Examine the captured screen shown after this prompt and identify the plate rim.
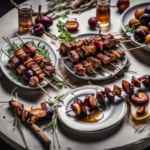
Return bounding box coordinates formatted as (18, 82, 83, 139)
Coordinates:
(0, 35, 58, 89)
(61, 33, 127, 81)
(56, 85, 127, 133)
(120, 2, 150, 51)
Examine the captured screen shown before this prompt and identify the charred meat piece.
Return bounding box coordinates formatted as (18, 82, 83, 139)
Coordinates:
(68, 50, 80, 63)
(80, 59, 96, 74)
(93, 36, 102, 42)
(38, 59, 52, 68)
(14, 48, 26, 59)
(16, 64, 27, 75)
(24, 58, 35, 68)
(73, 40, 84, 48)
(111, 49, 125, 59)
(38, 73, 46, 79)
(96, 53, 111, 65)
(105, 53, 116, 62)
(29, 76, 39, 87)
(74, 63, 86, 76)
(84, 45, 96, 54)
(22, 41, 37, 54)
(103, 39, 114, 48)
(86, 56, 102, 68)
(76, 46, 90, 58)
(60, 42, 72, 54)
(43, 65, 55, 76)
(8, 55, 20, 68)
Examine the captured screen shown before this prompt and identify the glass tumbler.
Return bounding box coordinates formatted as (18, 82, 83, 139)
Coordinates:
(96, 0, 110, 27)
(18, 4, 33, 32)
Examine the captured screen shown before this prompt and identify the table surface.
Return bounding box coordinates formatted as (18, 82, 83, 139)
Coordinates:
(1, 0, 150, 150)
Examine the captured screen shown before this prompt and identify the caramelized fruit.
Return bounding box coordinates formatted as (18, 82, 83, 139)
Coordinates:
(44, 107, 54, 119)
(105, 87, 114, 101)
(117, 0, 130, 12)
(29, 108, 47, 120)
(9, 100, 23, 110)
(23, 70, 34, 82)
(113, 85, 122, 97)
(145, 34, 150, 45)
(136, 106, 145, 115)
(41, 102, 47, 109)
(130, 92, 149, 105)
(30, 115, 38, 123)
(145, 6, 150, 14)
(96, 91, 105, 104)
(71, 103, 81, 116)
(122, 80, 134, 95)
(131, 76, 141, 87)
(74, 99, 87, 114)
(84, 94, 97, 108)
(65, 21, 79, 30)
(135, 9, 145, 19)
(138, 26, 149, 35)
(138, 75, 150, 87)
(129, 18, 140, 27)
(94, 41, 103, 51)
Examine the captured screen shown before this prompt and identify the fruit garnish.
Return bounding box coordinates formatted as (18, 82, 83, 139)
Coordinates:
(117, 0, 130, 12)
(138, 75, 150, 87)
(145, 34, 150, 45)
(131, 101, 150, 121)
(122, 80, 134, 95)
(129, 18, 140, 27)
(88, 17, 98, 28)
(136, 106, 145, 115)
(65, 21, 79, 30)
(113, 85, 122, 97)
(130, 92, 149, 105)
(74, 99, 87, 114)
(96, 91, 105, 104)
(84, 94, 97, 108)
(71, 103, 81, 115)
(131, 76, 141, 87)
(135, 9, 144, 19)
(105, 87, 114, 101)
(134, 28, 146, 41)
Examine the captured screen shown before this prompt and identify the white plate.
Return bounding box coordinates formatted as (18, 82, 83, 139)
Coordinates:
(121, 2, 150, 52)
(57, 85, 127, 132)
(60, 33, 127, 80)
(0, 36, 58, 89)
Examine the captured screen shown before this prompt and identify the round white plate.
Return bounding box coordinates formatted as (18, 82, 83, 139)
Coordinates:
(0, 36, 58, 89)
(60, 33, 127, 80)
(57, 85, 127, 132)
(121, 2, 150, 52)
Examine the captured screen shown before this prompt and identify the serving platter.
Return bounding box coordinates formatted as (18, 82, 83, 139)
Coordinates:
(57, 85, 127, 132)
(121, 2, 150, 52)
(0, 36, 58, 89)
(60, 33, 127, 81)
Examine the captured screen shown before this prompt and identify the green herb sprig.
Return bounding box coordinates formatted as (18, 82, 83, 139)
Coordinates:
(45, 94, 64, 147)
(117, 64, 131, 77)
(57, 21, 65, 32)
(9, 71, 26, 85)
(31, 40, 50, 60)
(54, 77, 68, 89)
(11, 87, 28, 149)
(53, 9, 70, 20)
(125, 25, 135, 33)
(47, 0, 66, 8)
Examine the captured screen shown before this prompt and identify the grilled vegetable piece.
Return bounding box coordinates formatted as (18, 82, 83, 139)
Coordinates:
(8, 55, 20, 68)
(68, 50, 80, 63)
(105, 87, 115, 101)
(122, 80, 134, 95)
(16, 64, 27, 75)
(29, 76, 39, 87)
(43, 65, 55, 76)
(131, 76, 141, 87)
(22, 41, 37, 54)
(74, 98, 87, 114)
(74, 63, 86, 75)
(96, 91, 105, 104)
(84, 94, 97, 108)
(113, 85, 122, 97)
(71, 103, 82, 116)
(14, 48, 26, 59)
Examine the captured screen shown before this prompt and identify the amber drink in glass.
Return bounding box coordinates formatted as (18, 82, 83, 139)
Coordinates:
(18, 4, 33, 32)
(96, 0, 110, 27)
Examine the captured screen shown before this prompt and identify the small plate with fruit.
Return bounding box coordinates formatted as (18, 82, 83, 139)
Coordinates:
(121, 2, 150, 52)
(57, 85, 127, 132)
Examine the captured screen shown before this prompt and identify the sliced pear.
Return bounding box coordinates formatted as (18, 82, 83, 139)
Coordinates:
(130, 100, 150, 121)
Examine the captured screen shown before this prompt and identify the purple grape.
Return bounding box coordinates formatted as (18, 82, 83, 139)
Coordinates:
(134, 28, 146, 40)
(139, 14, 150, 26)
(23, 70, 34, 82)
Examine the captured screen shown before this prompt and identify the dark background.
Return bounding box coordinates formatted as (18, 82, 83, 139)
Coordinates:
(0, 0, 150, 150)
